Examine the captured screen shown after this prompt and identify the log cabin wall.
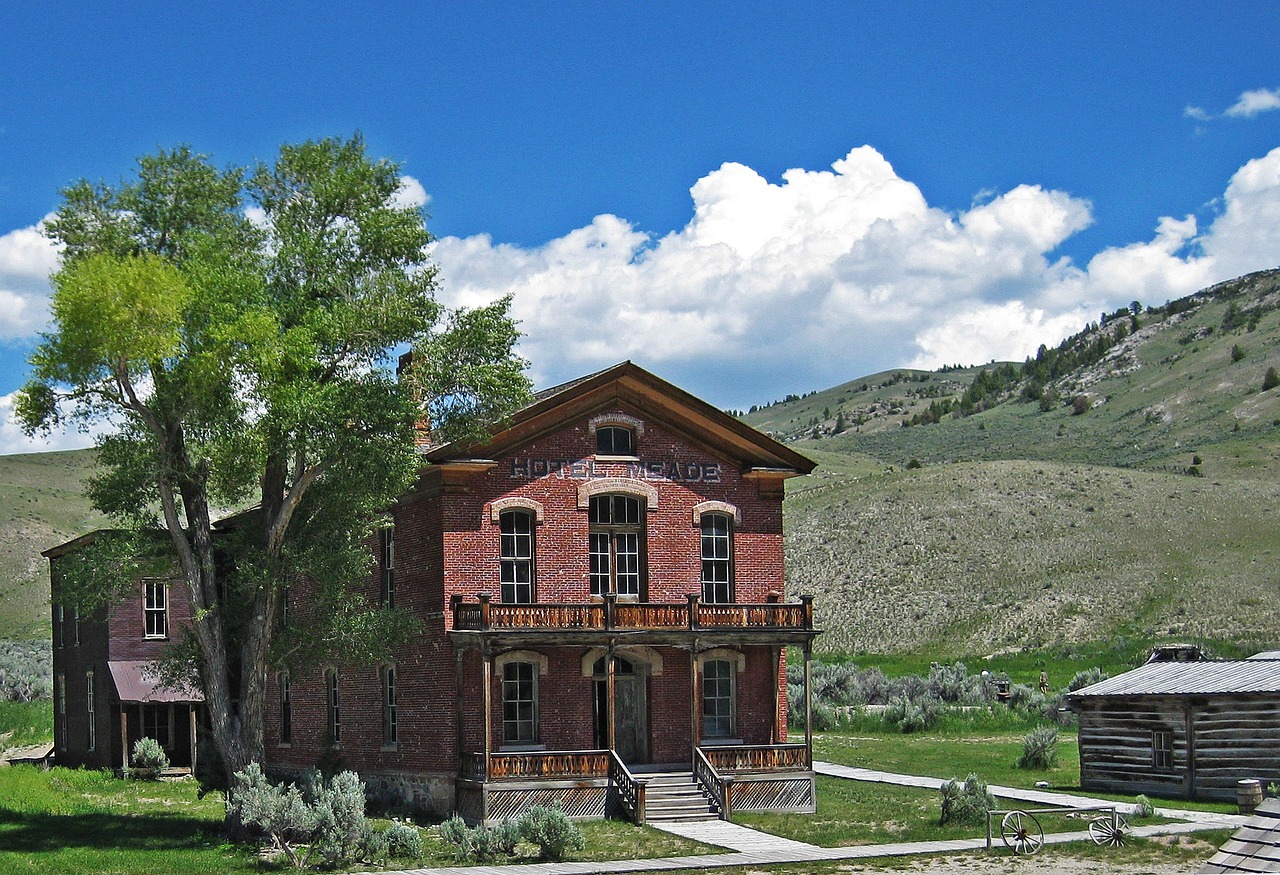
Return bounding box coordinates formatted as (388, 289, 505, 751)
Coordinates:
(1077, 693, 1280, 801)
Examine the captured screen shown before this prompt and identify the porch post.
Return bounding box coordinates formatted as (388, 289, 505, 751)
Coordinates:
(803, 642, 813, 768)
(189, 706, 197, 774)
(689, 645, 700, 762)
(770, 646, 781, 745)
(606, 644, 616, 752)
(481, 649, 492, 782)
(121, 708, 129, 771)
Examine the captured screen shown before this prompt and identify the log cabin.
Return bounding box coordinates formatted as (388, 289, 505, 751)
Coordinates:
(1069, 655, 1280, 801)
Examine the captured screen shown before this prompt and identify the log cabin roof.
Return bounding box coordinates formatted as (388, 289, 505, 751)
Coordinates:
(1069, 658, 1280, 699)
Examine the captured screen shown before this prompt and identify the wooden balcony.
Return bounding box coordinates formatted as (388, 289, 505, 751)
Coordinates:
(450, 592, 815, 644)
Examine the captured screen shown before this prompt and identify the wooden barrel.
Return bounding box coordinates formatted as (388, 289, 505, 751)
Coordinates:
(1237, 779, 1263, 815)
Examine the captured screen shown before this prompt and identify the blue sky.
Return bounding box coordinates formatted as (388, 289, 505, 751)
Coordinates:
(2, 3, 1280, 452)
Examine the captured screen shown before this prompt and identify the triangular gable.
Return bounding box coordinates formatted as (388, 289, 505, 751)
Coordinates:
(424, 361, 816, 478)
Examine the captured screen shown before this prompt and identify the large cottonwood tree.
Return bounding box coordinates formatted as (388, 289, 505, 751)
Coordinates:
(19, 136, 530, 782)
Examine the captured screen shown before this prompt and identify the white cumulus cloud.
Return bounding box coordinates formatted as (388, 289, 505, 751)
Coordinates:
(0, 219, 59, 340)
(1224, 87, 1280, 118)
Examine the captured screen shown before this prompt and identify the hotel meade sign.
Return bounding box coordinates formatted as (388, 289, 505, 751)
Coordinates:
(509, 457, 722, 484)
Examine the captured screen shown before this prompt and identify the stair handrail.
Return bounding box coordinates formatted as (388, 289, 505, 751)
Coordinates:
(693, 747, 734, 820)
(608, 750, 646, 825)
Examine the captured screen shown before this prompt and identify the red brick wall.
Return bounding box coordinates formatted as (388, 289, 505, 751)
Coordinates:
(263, 403, 796, 786)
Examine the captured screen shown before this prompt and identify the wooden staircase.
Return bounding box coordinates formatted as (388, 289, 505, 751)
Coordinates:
(640, 770, 719, 822)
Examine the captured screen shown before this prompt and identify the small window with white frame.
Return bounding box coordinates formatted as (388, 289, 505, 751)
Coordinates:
(595, 425, 635, 456)
(380, 526, 395, 609)
(1152, 728, 1174, 769)
(382, 664, 398, 747)
(279, 672, 292, 746)
(85, 670, 96, 751)
(325, 668, 341, 745)
(143, 580, 168, 639)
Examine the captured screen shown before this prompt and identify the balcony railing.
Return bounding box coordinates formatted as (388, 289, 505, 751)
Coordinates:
(451, 592, 814, 633)
(701, 742, 810, 772)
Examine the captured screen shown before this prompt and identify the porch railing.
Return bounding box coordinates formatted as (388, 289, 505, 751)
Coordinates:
(693, 747, 732, 820)
(452, 592, 813, 632)
(701, 742, 810, 772)
(462, 749, 611, 782)
(608, 750, 647, 825)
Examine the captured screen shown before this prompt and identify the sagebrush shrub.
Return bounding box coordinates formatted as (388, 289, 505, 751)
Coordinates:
(1067, 667, 1108, 692)
(939, 773, 995, 826)
(385, 822, 423, 859)
(130, 737, 169, 777)
(306, 769, 368, 867)
(521, 802, 585, 861)
(228, 764, 371, 869)
(1016, 726, 1059, 769)
(884, 693, 940, 733)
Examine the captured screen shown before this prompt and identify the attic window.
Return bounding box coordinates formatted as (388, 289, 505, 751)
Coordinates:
(596, 426, 634, 456)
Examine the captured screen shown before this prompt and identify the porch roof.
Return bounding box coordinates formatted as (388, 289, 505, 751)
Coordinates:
(108, 661, 204, 704)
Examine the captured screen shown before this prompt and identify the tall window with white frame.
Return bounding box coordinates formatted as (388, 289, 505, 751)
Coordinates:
(56, 673, 66, 750)
(143, 580, 168, 639)
(279, 673, 292, 745)
(325, 669, 340, 745)
(55, 605, 64, 648)
(702, 659, 735, 739)
(589, 494, 644, 598)
(382, 665, 398, 746)
(700, 512, 733, 603)
(380, 526, 395, 609)
(73, 607, 80, 646)
(500, 510, 534, 603)
(502, 661, 537, 745)
(85, 671, 95, 751)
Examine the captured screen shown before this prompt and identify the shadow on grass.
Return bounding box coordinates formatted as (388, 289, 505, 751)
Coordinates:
(0, 808, 223, 854)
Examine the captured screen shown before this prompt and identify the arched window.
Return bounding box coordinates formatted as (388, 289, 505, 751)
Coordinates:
(700, 512, 733, 603)
(502, 661, 537, 745)
(702, 659, 735, 739)
(589, 494, 644, 597)
(596, 425, 634, 456)
(500, 510, 535, 603)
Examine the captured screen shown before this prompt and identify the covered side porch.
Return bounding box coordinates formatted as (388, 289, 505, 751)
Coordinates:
(449, 593, 819, 825)
(107, 660, 203, 773)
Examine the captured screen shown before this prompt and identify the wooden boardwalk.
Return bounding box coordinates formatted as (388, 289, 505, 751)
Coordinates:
(358, 762, 1246, 875)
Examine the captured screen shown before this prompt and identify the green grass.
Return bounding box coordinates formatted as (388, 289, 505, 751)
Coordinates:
(0, 700, 53, 748)
(0, 765, 718, 873)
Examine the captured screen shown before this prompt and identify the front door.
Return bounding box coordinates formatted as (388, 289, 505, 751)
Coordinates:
(593, 657, 649, 764)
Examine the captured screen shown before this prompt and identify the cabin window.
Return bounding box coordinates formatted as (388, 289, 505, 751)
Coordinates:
(1152, 729, 1174, 769)
(700, 512, 734, 603)
(325, 669, 341, 744)
(279, 673, 292, 745)
(502, 661, 537, 745)
(382, 665, 398, 747)
(143, 580, 168, 639)
(596, 426, 634, 456)
(702, 659, 735, 738)
(589, 494, 644, 598)
(56, 674, 67, 750)
(85, 671, 95, 751)
(500, 511, 535, 603)
(55, 605, 64, 648)
(380, 527, 396, 609)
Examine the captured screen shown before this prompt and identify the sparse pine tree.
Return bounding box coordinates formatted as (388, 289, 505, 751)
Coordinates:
(1231, 343, 1245, 363)
(1264, 367, 1280, 391)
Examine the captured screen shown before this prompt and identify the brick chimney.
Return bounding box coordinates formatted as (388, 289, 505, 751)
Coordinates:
(397, 351, 432, 451)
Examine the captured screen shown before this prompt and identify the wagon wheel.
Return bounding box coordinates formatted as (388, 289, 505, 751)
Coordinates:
(1088, 814, 1128, 847)
(1000, 810, 1044, 855)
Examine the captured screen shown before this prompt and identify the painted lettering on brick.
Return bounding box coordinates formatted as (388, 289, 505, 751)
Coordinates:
(509, 458, 721, 483)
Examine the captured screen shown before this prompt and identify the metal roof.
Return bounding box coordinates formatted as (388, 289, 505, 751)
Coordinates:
(1069, 659, 1280, 698)
(1249, 650, 1280, 660)
(107, 661, 204, 704)
(1199, 797, 1280, 873)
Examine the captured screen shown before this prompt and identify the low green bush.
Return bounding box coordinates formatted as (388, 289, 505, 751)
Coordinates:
(521, 802, 585, 861)
(1016, 726, 1059, 769)
(385, 821, 423, 859)
(939, 773, 994, 826)
(1131, 794, 1155, 818)
(129, 737, 169, 778)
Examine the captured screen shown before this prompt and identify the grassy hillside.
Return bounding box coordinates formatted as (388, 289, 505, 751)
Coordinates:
(0, 450, 102, 639)
(770, 269, 1280, 657)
